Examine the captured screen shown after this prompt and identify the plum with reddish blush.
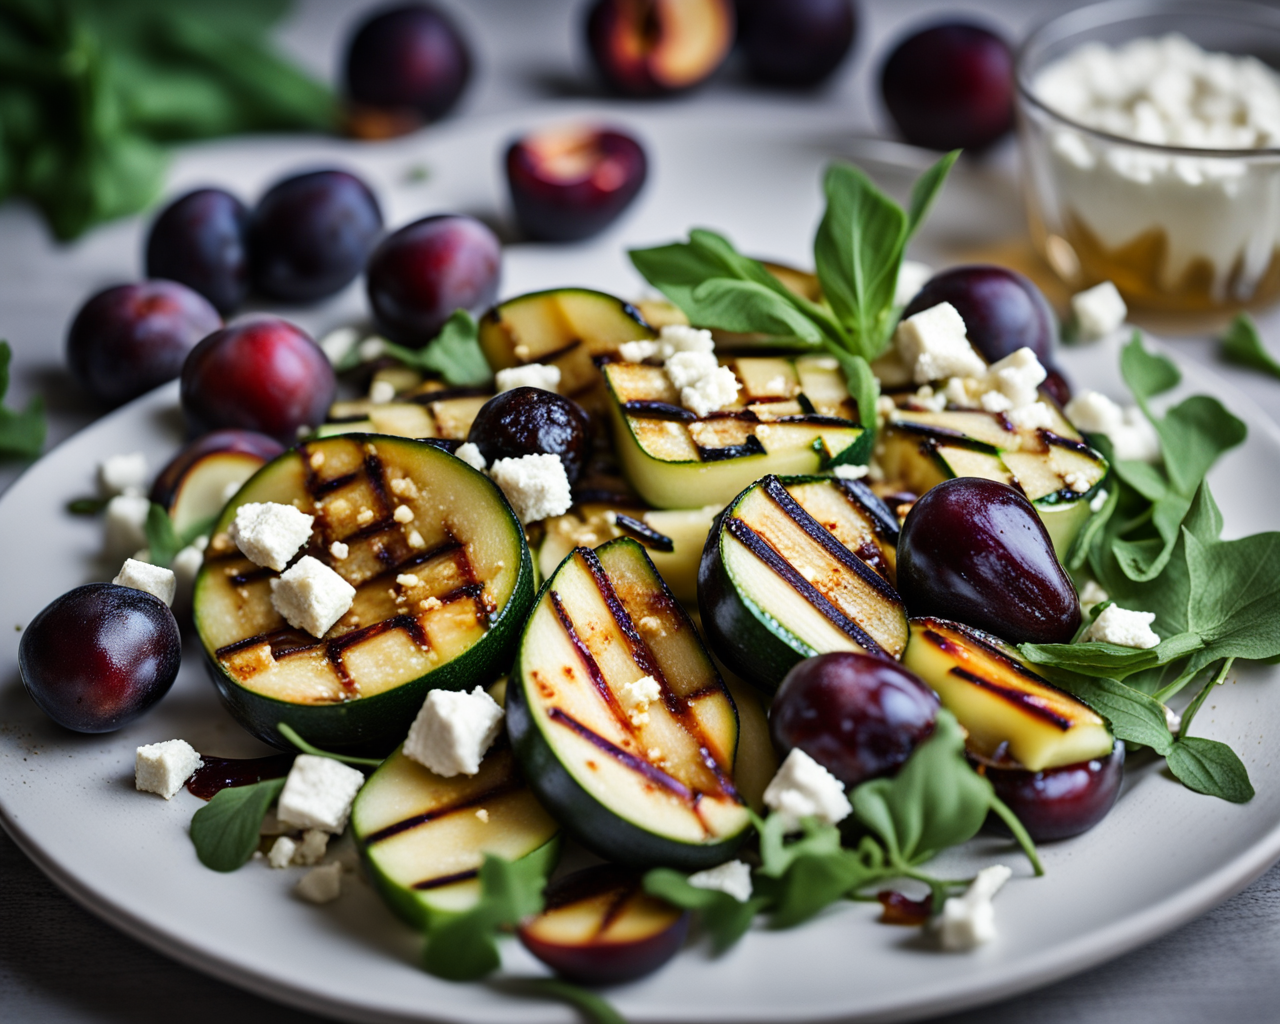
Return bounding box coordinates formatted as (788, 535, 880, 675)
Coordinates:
(366, 214, 501, 346)
(586, 0, 734, 98)
(66, 281, 221, 407)
(770, 652, 939, 788)
(145, 189, 249, 315)
(904, 266, 1057, 367)
(19, 584, 182, 733)
(737, 0, 857, 88)
(880, 22, 1014, 151)
(247, 169, 383, 304)
(467, 388, 592, 483)
(344, 4, 471, 123)
(506, 126, 647, 242)
(180, 317, 335, 443)
(984, 743, 1125, 842)
(150, 429, 285, 535)
(897, 478, 1081, 645)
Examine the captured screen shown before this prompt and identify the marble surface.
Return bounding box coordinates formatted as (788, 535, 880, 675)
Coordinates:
(4, 1, 1280, 1021)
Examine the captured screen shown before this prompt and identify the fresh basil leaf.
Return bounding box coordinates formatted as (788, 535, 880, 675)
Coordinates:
(1038, 672, 1174, 755)
(67, 497, 108, 515)
(276, 722, 383, 768)
(1066, 482, 1117, 572)
(1157, 395, 1246, 497)
(496, 979, 629, 1024)
(408, 310, 492, 387)
(688, 279, 826, 343)
(144, 502, 181, 568)
(643, 868, 765, 951)
(906, 151, 961, 237)
(1166, 737, 1254, 803)
(0, 341, 45, 458)
(1120, 332, 1180, 406)
(1221, 313, 1280, 380)
(189, 776, 286, 872)
(825, 347, 880, 445)
(1113, 459, 1169, 503)
(1020, 631, 1203, 680)
(1184, 526, 1280, 663)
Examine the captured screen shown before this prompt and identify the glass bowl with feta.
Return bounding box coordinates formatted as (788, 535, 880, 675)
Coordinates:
(1017, 0, 1280, 314)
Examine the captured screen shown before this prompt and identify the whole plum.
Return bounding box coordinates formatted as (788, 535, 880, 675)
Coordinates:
(145, 188, 249, 315)
(466, 388, 591, 483)
(737, 0, 857, 88)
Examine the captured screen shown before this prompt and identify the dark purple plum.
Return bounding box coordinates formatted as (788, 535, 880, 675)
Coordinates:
(586, 0, 735, 97)
(506, 126, 647, 243)
(770, 652, 939, 788)
(518, 865, 688, 984)
(145, 188, 249, 315)
(66, 281, 222, 407)
(903, 265, 1057, 367)
(366, 214, 501, 346)
(467, 387, 591, 483)
(1042, 367, 1072, 408)
(897, 478, 1080, 645)
(984, 742, 1124, 842)
(344, 4, 471, 123)
(880, 22, 1014, 151)
(180, 317, 335, 442)
(247, 169, 383, 303)
(19, 584, 182, 733)
(737, 0, 857, 88)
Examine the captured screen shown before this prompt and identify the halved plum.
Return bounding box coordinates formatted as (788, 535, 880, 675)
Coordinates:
(586, 0, 734, 97)
(151, 430, 285, 536)
(984, 742, 1125, 842)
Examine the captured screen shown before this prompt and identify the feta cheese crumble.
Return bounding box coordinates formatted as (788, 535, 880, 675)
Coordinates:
(1071, 282, 1127, 339)
(1089, 488, 1110, 513)
(894, 302, 987, 383)
(687, 859, 753, 903)
(495, 363, 561, 393)
(894, 260, 933, 307)
(454, 441, 487, 472)
(1079, 580, 1110, 611)
(681, 365, 741, 418)
(1082, 604, 1161, 649)
(329, 541, 349, 560)
(935, 864, 1012, 951)
(276, 754, 365, 834)
(620, 674, 662, 726)
(763, 748, 852, 831)
(229, 502, 315, 572)
(135, 739, 201, 799)
(318, 326, 360, 365)
(489, 453, 573, 524)
(618, 339, 660, 363)
(403, 685, 505, 777)
(664, 350, 719, 391)
(268, 836, 297, 869)
(369, 379, 396, 404)
(1165, 705, 1183, 734)
(1064, 390, 1162, 462)
(113, 558, 176, 606)
(295, 862, 343, 904)
(104, 494, 151, 557)
(656, 324, 715, 357)
(832, 463, 870, 481)
(99, 452, 148, 497)
(270, 556, 356, 637)
(986, 348, 1048, 409)
(294, 828, 329, 866)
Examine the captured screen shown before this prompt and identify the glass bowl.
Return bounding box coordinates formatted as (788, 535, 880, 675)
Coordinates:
(1016, 0, 1280, 314)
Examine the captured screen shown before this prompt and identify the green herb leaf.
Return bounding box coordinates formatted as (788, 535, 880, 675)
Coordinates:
(67, 497, 108, 515)
(1046, 671, 1176, 753)
(1120, 331, 1181, 406)
(496, 978, 629, 1024)
(825, 347, 880, 445)
(1184, 525, 1280, 663)
(1019, 631, 1203, 680)
(643, 868, 765, 951)
(189, 776, 286, 872)
(1166, 738, 1254, 803)
(906, 150, 961, 237)
(375, 310, 491, 387)
(276, 722, 383, 768)
(144, 502, 181, 567)
(688, 279, 826, 342)
(0, 341, 45, 458)
(1221, 313, 1280, 380)
(179, 514, 217, 547)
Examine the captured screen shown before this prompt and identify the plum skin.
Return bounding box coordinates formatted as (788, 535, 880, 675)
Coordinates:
(145, 188, 249, 315)
(19, 584, 182, 733)
(896, 478, 1081, 646)
(737, 0, 857, 88)
(585, 0, 735, 97)
(770, 652, 940, 788)
(366, 214, 501, 347)
(150, 429, 285, 510)
(66, 282, 222, 407)
(984, 742, 1125, 842)
(467, 388, 592, 483)
(180, 317, 336, 443)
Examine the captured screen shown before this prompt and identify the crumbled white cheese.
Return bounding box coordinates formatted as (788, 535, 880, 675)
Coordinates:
(229, 502, 315, 572)
(944, 377, 981, 407)
(681, 365, 741, 418)
(1078, 580, 1110, 611)
(1064, 390, 1162, 462)
(1089, 488, 1110, 513)
(293, 828, 329, 866)
(1063, 471, 1092, 494)
(135, 739, 201, 800)
(276, 754, 365, 834)
(270, 555, 355, 637)
(295, 862, 343, 904)
(687, 859, 753, 903)
(1072, 282, 1128, 339)
(763, 748, 852, 831)
(664, 350, 719, 391)
(268, 836, 297, 869)
(454, 442, 487, 472)
(911, 384, 947, 412)
(1165, 705, 1183, 734)
(894, 260, 933, 307)
(1006, 401, 1056, 431)
(403, 686, 505, 777)
(358, 337, 387, 362)
(495, 363, 561, 393)
(318, 326, 360, 365)
(393, 504, 414, 524)
(621, 674, 662, 726)
(935, 864, 1012, 951)
(113, 557, 176, 606)
(894, 302, 987, 384)
(329, 541, 349, 560)
(657, 324, 715, 357)
(980, 390, 1014, 413)
(986, 348, 1048, 409)
(1082, 604, 1161, 649)
(98, 452, 148, 497)
(489, 453, 573, 524)
(832, 463, 870, 480)
(618, 339, 661, 363)
(369, 379, 396, 404)
(104, 494, 151, 558)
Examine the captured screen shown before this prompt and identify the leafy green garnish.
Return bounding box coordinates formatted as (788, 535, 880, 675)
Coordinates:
(144, 504, 214, 568)
(189, 776, 286, 872)
(629, 152, 959, 442)
(0, 342, 45, 458)
(1221, 313, 1280, 380)
(276, 722, 383, 768)
(343, 310, 492, 387)
(67, 497, 108, 515)
(494, 978, 628, 1024)
(644, 868, 767, 950)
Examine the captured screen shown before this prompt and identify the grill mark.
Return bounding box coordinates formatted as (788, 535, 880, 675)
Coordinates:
(768, 413, 859, 428)
(228, 566, 276, 587)
(310, 471, 361, 497)
(363, 775, 525, 845)
(699, 408, 759, 423)
(697, 435, 766, 462)
(612, 513, 674, 553)
(547, 707, 695, 803)
(923, 624, 1062, 688)
(622, 400, 695, 422)
(725, 516, 884, 655)
(832, 477, 901, 542)
(948, 666, 1073, 730)
(550, 588, 621, 718)
(412, 868, 480, 891)
(356, 538, 464, 591)
(1042, 429, 1100, 457)
(595, 884, 638, 939)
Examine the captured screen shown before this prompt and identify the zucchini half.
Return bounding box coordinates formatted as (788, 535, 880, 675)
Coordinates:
(879, 401, 1108, 555)
(318, 379, 493, 441)
(194, 435, 534, 752)
(699, 474, 907, 693)
(508, 538, 750, 870)
(604, 355, 869, 510)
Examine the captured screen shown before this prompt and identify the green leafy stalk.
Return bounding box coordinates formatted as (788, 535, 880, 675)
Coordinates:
(0, 342, 46, 458)
(276, 722, 383, 768)
(494, 978, 628, 1024)
(349, 310, 492, 387)
(189, 776, 286, 872)
(1221, 313, 1280, 380)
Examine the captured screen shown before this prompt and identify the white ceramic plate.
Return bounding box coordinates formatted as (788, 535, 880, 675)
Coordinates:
(3, 106, 1280, 1024)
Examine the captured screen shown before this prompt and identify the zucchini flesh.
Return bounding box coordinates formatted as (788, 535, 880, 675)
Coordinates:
(322, 382, 492, 441)
(509, 538, 749, 869)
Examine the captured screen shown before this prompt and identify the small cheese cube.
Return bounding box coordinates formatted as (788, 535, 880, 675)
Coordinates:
(268, 836, 297, 869)
(681, 365, 741, 418)
(894, 302, 987, 383)
(104, 494, 151, 558)
(294, 829, 329, 866)
(276, 754, 366, 833)
(664, 350, 719, 391)
(1089, 488, 1110, 513)
(657, 324, 714, 357)
(936, 864, 1012, 951)
(359, 337, 386, 362)
(1006, 401, 1056, 431)
(295, 862, 343, 904)
(687, 859, 753, 902)
(985, 347, 1047, 409)
(621, 674, 662, 726)
(762, 748, 852, 831)
(1082, 604, 1160, 649)
(270, 556, 356, 637)
(229, 502, 315, 571)
(495, 363, 561, 393)
(1072, 281, 1127, 340)
(369, 379, 396, 404)
(618, 339, 660, 363)
(454, 442, 487, 472)
(393, 504, 414, 523)
(832, 463, 870, 480)
(403, 686, 505, 777)
(329, 541, 349, 560)
(894, 260, 933, 307)
(489, 453, 573, 524)
(112, 558, 176, 606)
(98, 452, 148, 497)
(135, 739, 202, 799)
(1165, 705, 1182, 734)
